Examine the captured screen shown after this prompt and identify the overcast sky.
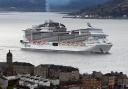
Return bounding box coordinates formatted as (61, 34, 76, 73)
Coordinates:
(47, 0, 71, 6)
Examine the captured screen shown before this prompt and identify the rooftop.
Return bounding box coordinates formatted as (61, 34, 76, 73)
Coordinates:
(37, 64, 78, 72)
(0, 75, 7, 80)
(13, 62, 34, 67)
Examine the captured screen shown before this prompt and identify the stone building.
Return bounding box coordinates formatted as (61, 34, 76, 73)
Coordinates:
(0, 50, 13, 76)
(6, 50, 13, 65)
(101, 72, 128, 89)
(34, 65, 48, 78)
(13, 62, 34, 75)
(34, 64, 80, 82)
(0, 63, 8, 75)
(59, 70, 80, 82)
(92, 71, 103, 79)
(0, 75, 8, 89)
(101, 76, 115, 89)
(0, 50, 34, 76)
(82, 78, 101, 89)
(6, 50, 13, 76)
(117, 78, 128, 89)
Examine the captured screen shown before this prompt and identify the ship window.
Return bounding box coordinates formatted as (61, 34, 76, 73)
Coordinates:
(53, 43, 58, 46)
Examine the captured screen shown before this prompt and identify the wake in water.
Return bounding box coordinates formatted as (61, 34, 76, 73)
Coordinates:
(0, 45, 19, 48)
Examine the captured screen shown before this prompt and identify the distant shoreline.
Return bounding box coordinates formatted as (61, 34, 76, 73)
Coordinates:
(63, 14, 128, 20)
(0, 11, 127, 20)
(0, 11, 67, 13)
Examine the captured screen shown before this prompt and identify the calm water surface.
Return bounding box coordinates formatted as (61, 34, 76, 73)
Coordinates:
(0, 12, 128, 74)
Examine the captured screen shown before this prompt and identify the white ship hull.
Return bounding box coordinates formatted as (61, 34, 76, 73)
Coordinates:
(21, 43, 112, 53)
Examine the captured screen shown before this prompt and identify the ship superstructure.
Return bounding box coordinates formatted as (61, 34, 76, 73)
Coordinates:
(20, 20, 112, 53)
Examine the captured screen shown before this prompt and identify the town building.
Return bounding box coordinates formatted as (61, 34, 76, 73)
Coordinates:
(82, 78, 101, 89)
(34, 65, 48, 78)
(0, 63, 8, 75)
(34, 64, 80, 82)
(59, 70, 79, 82)
(0, 50, 34, 76)
(1, 50, 128, 89)
(101, 75, 115, 89)
(17, 75, 60, 89)
(0, 50, 13, 76)
(101, 72, 128, 89)
(0, 75, 8, 89)
(61, 84, 81, 89)
(19, 75, 50, 89)
(117, 78, 128, 89)
(92, 71, 103, 79)
(13, 62, 34, 75)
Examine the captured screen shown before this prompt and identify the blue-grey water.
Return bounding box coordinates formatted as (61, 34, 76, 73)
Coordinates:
(0, 12, 128, 74)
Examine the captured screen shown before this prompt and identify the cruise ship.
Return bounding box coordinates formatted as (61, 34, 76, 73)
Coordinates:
(20, 20, 112, 53)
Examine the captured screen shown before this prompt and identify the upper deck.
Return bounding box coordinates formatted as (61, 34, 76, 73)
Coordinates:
(24, 20, 67, 33)
(23, 22, 108, 42)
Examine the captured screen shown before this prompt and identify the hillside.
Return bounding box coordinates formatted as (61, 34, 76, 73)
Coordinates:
(79, 0, 128, 18)
(49, 0, 109, 11)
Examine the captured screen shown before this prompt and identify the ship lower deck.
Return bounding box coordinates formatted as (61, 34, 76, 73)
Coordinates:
(21, 43, 112, 53)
